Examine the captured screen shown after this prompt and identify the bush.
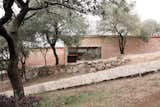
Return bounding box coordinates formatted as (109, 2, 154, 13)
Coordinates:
(0, 95, 41, 107)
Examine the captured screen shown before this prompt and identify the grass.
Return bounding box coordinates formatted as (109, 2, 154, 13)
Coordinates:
(37, 90, 115, 107)
(35, 73, 160, 107)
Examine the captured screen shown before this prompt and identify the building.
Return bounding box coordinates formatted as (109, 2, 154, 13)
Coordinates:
(25, 35, 160, 67)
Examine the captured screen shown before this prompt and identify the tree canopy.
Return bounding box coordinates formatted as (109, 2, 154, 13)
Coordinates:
(97, 0, 140, 36)
(97, 0, 140, 54)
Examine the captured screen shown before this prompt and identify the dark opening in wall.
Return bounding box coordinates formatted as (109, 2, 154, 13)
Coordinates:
(68, 47, 101, 63)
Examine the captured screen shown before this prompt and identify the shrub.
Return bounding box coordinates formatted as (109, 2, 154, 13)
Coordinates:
(0, 95, 40, 107)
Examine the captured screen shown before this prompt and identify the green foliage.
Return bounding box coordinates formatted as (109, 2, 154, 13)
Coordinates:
(139, 29, 150, 42)
(37, 91, 104, 107)
(0, 37, 8, 49)
(61, 35, 81, 47)
(98, 0, 140, 36)
(36, 97, 53, 107)
(22, 6, 88, 47)
(140, 19, 160, 40)
(19, 43, 30, 63)
(29, 0, 97, 14)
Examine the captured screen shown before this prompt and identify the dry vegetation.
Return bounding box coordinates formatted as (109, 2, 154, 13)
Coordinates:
(37, 72, 160, 107)
(2, 53, 160, 106)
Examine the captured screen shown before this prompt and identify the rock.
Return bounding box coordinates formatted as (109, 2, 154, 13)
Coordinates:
(106, 63, 112, 68)
(79, 68, 86, 73)
(96, 63, 105, 71)
(66, 67, 73, 73)
(72, 66, 79, 73)
(90, 67, 96, 72)
(24, 57, 129, 80)
(60, 68, 65, 73)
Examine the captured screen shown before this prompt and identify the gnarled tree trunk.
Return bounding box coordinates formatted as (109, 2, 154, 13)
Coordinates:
(0, 27, 24, 99)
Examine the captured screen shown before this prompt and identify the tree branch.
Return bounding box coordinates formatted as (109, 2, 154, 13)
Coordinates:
(15, 0, 26, 9)
(0, 26, 16, 57)
(0, 0, 14, 26)
(45, 1, 85, 13)
(28, 2, 48, 11)
(24, 12, 37, 21)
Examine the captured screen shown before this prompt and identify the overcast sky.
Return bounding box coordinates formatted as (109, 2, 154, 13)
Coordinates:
(135, 0, 160, 22)
(0, 0, 160, 22)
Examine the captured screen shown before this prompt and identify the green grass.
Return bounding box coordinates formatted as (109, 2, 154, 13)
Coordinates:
(36, 90, 114, 107)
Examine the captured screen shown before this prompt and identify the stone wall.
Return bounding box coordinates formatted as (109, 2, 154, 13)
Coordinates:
(25, 56, 129, 80)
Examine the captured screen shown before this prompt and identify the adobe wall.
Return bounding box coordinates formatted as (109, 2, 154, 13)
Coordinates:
(25, 48, 67, 67)
(25, 36, 160, 67)
(80, 36, 160, 59)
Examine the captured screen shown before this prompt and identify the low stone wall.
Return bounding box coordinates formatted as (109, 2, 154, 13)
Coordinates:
(25, 56, 129, 80)
(2, 59, 160, 96)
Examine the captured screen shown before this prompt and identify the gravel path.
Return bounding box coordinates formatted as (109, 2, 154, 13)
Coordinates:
(1, 59, 160, 96)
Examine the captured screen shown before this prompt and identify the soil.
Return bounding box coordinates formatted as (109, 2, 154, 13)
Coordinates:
(38, 72, 160, 107)
(1, 52, 160, 106)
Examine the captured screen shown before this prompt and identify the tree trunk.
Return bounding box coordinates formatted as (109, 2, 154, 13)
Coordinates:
(8, 54, 24, 99)
(10, 33, 24, 100)
(51, 44, 59, 65)
(118, 35, 126, 55)
(44, 55, 47, 66)
(46, 34, 59, 65)
(40, 48, 48, 66)
(21, 62, 26, 81)
(0, 27, 25, 99)
(120, 48, 124, 54)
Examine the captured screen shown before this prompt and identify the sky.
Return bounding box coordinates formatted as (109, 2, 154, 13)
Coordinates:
(0, 0, 160, 22)
(87, 0, 160, 34)
(1, 0, 160, 34)
(135, 0, 160, 22)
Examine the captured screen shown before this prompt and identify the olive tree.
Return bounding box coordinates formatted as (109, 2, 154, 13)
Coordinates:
(98, 0, 140, 54)
(0, 0, 97, 99)
(21, 7, 88, 65)
(140, 19, 160, 41)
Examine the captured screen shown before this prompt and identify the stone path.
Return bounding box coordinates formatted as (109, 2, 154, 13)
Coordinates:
(1, 60, 160, 96)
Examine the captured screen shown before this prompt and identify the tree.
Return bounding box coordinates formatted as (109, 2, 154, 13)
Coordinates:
(22, 7, 88, 65)
(40, 47, 49, 66)
(98, 0, 140, 54)
(19, 43, 30, 81)
(0, 0, 25, 99)
(140, 19, 160, 41)
(31, 34, 49, 66)
(0, 0, 97, 99)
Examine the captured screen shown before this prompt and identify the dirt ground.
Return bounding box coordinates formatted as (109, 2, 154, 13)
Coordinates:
(0, 71, 84, 92)
(1, 52, 160, 92)
(1, 53, 160, 106)
(38, 72, 160, 107)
